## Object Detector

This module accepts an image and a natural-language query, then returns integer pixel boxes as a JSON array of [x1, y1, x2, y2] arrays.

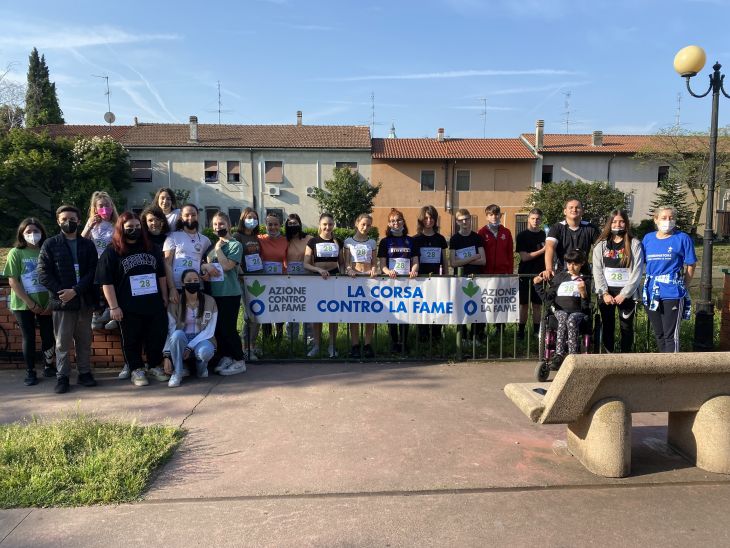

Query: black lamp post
[[674, 45, 730, 351]]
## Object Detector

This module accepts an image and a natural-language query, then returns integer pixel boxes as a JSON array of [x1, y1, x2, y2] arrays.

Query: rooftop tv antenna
[[93, 74, 115, 126], [480, 97, 487, 137], [371, 91, 376, 137], [675, 92, 682, 128], [206, 81, 232, 124], [562, 91, 571, 134]]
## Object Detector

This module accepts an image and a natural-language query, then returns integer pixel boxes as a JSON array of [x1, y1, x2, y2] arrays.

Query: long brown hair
[[178, 268, 205, 324], [598, 209, 633, 268], [15, 218, 48, 249], [111, 212, 152, 255], [416, 205, 438, 235], [236, 207, 259, 235]]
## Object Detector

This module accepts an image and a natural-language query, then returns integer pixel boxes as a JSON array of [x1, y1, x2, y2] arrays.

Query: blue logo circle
[[464, 300, 477, 316], [250, 299, 265, 316]]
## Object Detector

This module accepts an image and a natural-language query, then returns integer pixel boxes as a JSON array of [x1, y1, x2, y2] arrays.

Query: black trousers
[[598, 298, 636, 353], [417, 324, 443, 342], [389, 324, 409, 349], [214, 295, 244, 361], [119, 308, 167, 370], [13, 310, 54, 371], [645, 299, 683, 353]]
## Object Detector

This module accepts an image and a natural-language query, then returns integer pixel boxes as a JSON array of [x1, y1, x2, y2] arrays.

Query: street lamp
[[674, 45, 730, 351]]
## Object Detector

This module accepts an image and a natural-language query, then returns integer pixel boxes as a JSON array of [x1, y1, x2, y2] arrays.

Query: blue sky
[[2, 0, 729, 138]]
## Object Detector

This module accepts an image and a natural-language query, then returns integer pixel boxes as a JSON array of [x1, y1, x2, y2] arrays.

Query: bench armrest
[[504, 383, 549, 423]]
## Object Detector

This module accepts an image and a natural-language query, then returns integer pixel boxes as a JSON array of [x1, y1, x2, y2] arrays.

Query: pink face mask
[[98, 207, 111, 220]]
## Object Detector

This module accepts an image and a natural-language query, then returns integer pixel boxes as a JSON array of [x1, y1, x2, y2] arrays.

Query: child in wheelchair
[[533, 249, 592, 369]]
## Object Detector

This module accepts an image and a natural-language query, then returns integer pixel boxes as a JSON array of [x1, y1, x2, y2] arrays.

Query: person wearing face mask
[[162, 269, 218, 387], [38, 205, 99, 394], [3, 218, 55, 386], [96, 212, 169, 386], [202, 212, 246, 376], [592, 209, 644, 353], [234, 208, 263, 359], [163, 203, 212, 302], [284, 213, 313, 343], [642, 206, 696, 353]]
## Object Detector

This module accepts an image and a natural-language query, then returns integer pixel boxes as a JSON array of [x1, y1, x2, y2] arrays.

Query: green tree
[[24, 48, 64, 128], [66, 136, 131, 213], [310, 167, 382, 228], [0, 65, 25, 133], [526, 180, 629, 227], [648, 175, 694, 234]]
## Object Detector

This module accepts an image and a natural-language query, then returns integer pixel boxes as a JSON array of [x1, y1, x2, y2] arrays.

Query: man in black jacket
[[38, 205, 99, 394]]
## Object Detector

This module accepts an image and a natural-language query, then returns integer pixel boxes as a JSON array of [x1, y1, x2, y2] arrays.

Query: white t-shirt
[[90, 221, 114, 258], [163, 230, 212, 289], [344, 237, 377, 265], [166, 209, 181, 229]]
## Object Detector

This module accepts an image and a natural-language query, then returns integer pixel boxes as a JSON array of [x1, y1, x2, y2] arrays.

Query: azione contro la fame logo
[[247, 280, 266, 316], [462, 280, 479, 316]]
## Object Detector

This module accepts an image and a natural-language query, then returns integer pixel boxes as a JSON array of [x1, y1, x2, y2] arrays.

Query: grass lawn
[[0, 414, 183, 508]]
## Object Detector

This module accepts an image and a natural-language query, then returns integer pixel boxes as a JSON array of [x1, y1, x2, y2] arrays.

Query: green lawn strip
[[0, 414, 183, 508]]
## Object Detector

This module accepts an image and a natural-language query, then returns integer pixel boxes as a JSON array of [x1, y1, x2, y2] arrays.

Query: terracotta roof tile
[[372, 138, 534, 160], [521, 133, 655, 153], [37, 123, 371, 149]]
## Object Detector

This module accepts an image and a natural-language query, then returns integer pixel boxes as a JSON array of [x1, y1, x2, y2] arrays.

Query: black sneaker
[[43, 366, 56, 378], [24, 370, 38, 386], [77, 372, 97, 387], [349, 346, 361, 359], [54, 376, 70, 394], [362, 344, 375, 359]]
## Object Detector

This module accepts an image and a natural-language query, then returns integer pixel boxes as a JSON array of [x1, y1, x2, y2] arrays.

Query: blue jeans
[[166, 330, 215, 376]]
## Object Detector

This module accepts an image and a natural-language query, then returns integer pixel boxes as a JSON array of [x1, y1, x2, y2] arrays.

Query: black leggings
[[598, 297, 636, 353], [13, 310, 55, 371], [646, 299, 683, 353], [214, 295, 244, 361], [119, 308, 167, 370]]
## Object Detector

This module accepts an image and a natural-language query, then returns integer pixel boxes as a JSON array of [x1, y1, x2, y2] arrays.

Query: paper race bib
[[419, 247, 441, 264], [244, 253, 263, 272], [263, 261, 283, 274], [352, 244, 372, 264], [454, 246, 476, 260], [208, 263, 225, 282], [74, 263, 80, 283], [21, 261, 45, 294], [130, 273, 158, 296], [557, 280, 580, 297], [605, 267, 630, 288], [316, 242, 339, 258], [173, 256, 195, 282], [287, 261, 304, 274], [389, 257, 411, 276]]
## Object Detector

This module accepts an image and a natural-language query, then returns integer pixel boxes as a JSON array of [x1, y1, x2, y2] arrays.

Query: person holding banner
[[203, 212, 246, 376], [414, 205, 447, 344], [3, 218, 55, 385], [516, 208, 545, 340], [344, 213, 378, 358], [259, 211, 288, 340], [96, 212, 168, 387], [163, 204, 211, 303], [235, 208, 263, 360], [285, 213, 312, 343], [449, 209, 486, 275], [592, 209, 644, 353], [304, 213, 344, 358], [378, 208, 419, 354]]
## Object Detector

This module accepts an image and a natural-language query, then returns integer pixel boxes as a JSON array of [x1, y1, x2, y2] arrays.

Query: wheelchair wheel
[[535, 361, 550, 381]]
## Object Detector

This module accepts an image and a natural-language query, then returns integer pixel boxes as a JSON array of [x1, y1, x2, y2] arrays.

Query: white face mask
[[24, 232, 41, 246], [658, 220, 676, 233]]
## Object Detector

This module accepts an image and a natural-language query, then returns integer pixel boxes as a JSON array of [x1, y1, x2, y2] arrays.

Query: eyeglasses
[[456, 218, 469, 223]]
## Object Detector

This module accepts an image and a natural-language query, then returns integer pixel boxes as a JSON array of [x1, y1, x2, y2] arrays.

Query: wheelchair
[[534, 306, 602, 381]]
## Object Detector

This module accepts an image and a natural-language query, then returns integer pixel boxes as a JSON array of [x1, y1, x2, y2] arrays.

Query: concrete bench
[[504, 353, 730, 477]]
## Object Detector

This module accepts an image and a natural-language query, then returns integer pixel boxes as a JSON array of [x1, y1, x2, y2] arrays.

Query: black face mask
[[125, 228, 142, 240], [611, 228, 626, 236], [285, 224, 301, 240], [60, 221, 78, 234], [184, 283, 201, 294], [216, 228, 228, 237], [183, 220, 199, 231]]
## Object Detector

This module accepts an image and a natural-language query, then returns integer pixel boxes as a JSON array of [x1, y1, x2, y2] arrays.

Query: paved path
[[1, 361, 728, 547]]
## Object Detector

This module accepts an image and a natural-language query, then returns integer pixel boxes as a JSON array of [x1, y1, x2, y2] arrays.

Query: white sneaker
[[131, 369, 149, 387], [329, 347, 338, 359], [104, 320, 119, 330], [168, 373, 182, 388], [147, 366, 170, 382], [307, 346, 320, 358], [243, 349, 259, 361], [220, 359, 246, 376], [118, 364, 131, 380], [214, 356, 233, 373], [196, 363, 209, 378]]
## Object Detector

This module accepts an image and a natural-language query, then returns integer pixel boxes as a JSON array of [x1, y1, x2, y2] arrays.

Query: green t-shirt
[[2, 247, 50, 310], [206, 239, 243, 297]]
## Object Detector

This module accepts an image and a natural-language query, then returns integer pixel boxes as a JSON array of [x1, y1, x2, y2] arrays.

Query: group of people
[[3, 187, 697, 392]]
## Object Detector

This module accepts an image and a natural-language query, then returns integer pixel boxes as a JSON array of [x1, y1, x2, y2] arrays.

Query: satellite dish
[[104, 111, 116, 124]]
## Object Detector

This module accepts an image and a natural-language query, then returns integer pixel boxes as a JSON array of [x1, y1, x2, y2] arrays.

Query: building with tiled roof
[[41, 114, 372, 228], [371, 130, 537, 236]]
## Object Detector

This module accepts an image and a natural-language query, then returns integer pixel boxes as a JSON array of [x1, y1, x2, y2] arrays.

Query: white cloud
[[319, 69, 577, 82]]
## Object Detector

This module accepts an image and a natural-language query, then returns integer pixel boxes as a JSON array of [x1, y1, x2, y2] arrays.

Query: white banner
[[243, 275, 519, 324]]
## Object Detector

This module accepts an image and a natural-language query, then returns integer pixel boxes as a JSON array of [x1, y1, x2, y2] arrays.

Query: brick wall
[[0, 285, 124, 370]]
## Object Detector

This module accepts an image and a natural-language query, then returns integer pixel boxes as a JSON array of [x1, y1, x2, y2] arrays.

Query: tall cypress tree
[[24, 48, 64, 127]]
